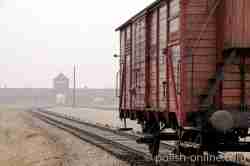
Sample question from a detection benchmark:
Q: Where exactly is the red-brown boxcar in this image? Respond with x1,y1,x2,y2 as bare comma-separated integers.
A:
116,0,250,157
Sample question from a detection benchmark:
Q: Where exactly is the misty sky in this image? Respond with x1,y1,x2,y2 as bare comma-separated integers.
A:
0,0,154,88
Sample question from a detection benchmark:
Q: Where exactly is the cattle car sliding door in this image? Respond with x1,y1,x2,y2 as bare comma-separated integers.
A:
145,0,181,121
146,0,181,120
146,2,170,119
167,0,181,116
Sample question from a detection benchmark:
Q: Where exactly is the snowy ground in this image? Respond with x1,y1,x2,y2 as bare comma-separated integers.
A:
0,109,128,166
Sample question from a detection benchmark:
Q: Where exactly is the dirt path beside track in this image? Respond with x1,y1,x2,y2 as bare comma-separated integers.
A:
0,110,128,166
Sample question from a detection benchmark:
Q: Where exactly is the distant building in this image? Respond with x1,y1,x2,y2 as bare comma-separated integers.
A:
53,73,69,93
56,93,66,105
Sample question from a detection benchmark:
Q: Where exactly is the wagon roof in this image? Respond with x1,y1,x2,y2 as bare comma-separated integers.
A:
115,0,162,31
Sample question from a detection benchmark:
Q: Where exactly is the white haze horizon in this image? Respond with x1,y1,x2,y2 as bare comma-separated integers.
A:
0,0,154,88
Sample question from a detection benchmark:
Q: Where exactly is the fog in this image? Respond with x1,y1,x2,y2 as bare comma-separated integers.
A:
0,0,154,88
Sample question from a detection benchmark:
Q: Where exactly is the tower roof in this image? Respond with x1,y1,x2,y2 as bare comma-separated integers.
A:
54,73,69,81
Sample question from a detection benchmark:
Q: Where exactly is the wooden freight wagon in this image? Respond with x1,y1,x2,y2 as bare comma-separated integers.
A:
115,0,250,157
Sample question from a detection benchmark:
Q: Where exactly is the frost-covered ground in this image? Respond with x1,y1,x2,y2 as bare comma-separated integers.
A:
0,109,65,166
0,109,128,166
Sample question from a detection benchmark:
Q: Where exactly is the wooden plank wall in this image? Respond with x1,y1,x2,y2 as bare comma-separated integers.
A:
221,0,250,48
182,0,217,112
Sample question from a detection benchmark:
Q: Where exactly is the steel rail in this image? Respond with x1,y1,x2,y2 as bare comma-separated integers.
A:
31,110,164,165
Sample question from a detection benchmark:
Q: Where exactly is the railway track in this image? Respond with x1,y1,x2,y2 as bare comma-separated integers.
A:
31,109,243,166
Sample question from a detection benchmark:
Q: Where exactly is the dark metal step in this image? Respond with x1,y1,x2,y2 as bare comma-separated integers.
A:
223,47,250,54
200,93,209,100
199,105,211,111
